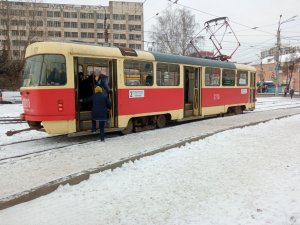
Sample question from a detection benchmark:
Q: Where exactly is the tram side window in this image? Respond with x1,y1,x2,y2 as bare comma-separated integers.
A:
204,67,220,86
222,69,235,86
156,63,180,86
23,54,66,86
237,70,248,86
124,60,153,86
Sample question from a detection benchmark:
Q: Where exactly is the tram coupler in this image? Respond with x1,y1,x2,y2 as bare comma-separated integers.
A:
5,128,42,136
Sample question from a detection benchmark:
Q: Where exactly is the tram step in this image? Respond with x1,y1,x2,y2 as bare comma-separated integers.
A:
184,110,193,117
80,120,92,131
184,103,193,110
80,120,112,131
79,111,91,121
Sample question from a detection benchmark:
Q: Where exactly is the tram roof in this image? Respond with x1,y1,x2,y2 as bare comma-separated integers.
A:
151,52,237,69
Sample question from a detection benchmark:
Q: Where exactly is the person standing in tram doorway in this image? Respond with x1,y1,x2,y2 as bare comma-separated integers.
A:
95,68,111,96
80,86,111,141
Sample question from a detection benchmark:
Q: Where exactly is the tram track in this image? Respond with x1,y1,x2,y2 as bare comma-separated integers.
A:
1,103,300,164
0,132,120,164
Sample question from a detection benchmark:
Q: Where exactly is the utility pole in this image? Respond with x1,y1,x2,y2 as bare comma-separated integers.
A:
274,15,297,95
274,15,282,96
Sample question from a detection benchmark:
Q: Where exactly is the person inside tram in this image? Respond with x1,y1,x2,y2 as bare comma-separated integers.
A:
48,66,66,85
94,68,111,96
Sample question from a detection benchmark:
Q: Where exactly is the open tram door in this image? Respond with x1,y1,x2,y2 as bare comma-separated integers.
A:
74,57,118,132
249,72,256,110
184,66,202,117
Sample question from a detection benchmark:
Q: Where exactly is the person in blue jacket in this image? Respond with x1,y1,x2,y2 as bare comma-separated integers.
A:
81,86,111,141
94,69,111,96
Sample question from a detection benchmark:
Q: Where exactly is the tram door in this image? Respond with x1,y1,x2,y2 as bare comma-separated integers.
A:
249,72,256,108
75,57,117,131
184,66,201,117
193,67,201,116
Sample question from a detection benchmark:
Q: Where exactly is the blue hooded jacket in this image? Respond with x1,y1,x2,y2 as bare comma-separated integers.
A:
84,92,111,121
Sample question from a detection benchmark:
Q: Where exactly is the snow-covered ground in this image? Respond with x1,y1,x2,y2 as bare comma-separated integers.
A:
0,97,300,225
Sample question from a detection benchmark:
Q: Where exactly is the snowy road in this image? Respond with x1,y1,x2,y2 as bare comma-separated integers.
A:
0,97,300,225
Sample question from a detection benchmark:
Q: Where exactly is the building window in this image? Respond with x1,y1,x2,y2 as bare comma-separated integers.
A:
47,11,60,17
87,13,94,19
135,34,141,41
97,23,104,29
64,12,71,18
54,21,61,27
113,14,125,20
71,12,77,18
128,15,141,21
129,34,134,40
156,63,180,86
0,19,7,25
64,22,71,28
81,32,87,38
96,13,106,19
37,21,43,26
81,23,87,29
120,34,126,39
88,33,94,38
72,32,78,38
64,32,71,37
29,11,43,17
113,24,120,30
113,34,119,39
124,60,153,86
88,23,94,29
47,21,54,27
205,67,220,86
97,33,103,39
71,22,77,28
0,30,8,35
12,30,19,36
80,13,87,19
129,24,141,31
30,31,43,37
12,30,26,36
48,31,61,37
120,24,126,30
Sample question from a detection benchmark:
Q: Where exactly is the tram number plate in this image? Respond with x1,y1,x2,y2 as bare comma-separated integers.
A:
241,89,247,94
129,90,144,98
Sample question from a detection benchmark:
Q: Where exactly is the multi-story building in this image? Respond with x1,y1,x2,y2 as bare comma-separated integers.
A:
253,52,300,93
0,1,144,59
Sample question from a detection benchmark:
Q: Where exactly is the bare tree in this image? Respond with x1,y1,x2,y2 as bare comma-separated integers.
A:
150,7,200,56
0,0,41,89
281,47,300,91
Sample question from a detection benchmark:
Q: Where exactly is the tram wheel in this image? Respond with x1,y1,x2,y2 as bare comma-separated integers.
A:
156,115,167,128
121,119,133,135
234,106,242,115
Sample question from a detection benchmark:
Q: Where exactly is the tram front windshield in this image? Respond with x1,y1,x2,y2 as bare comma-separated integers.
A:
23,54,66,87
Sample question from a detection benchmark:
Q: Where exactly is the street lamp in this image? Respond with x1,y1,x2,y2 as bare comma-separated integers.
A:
274,15,297,95
99,5,108,44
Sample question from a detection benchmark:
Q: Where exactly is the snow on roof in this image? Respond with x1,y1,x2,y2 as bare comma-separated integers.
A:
251,52,300,65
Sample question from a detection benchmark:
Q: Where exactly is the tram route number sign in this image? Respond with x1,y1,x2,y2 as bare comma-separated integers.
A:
129,90,145,98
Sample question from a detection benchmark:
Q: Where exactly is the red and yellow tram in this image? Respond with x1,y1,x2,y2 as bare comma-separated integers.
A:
20,41,256,135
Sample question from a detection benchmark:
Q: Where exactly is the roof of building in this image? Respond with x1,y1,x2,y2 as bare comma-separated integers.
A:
250,52,300,65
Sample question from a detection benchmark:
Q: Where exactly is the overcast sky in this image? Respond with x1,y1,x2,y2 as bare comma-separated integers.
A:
28,0,300,63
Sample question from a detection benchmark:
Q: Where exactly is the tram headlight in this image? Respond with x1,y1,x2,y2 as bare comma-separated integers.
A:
57,100,64,112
